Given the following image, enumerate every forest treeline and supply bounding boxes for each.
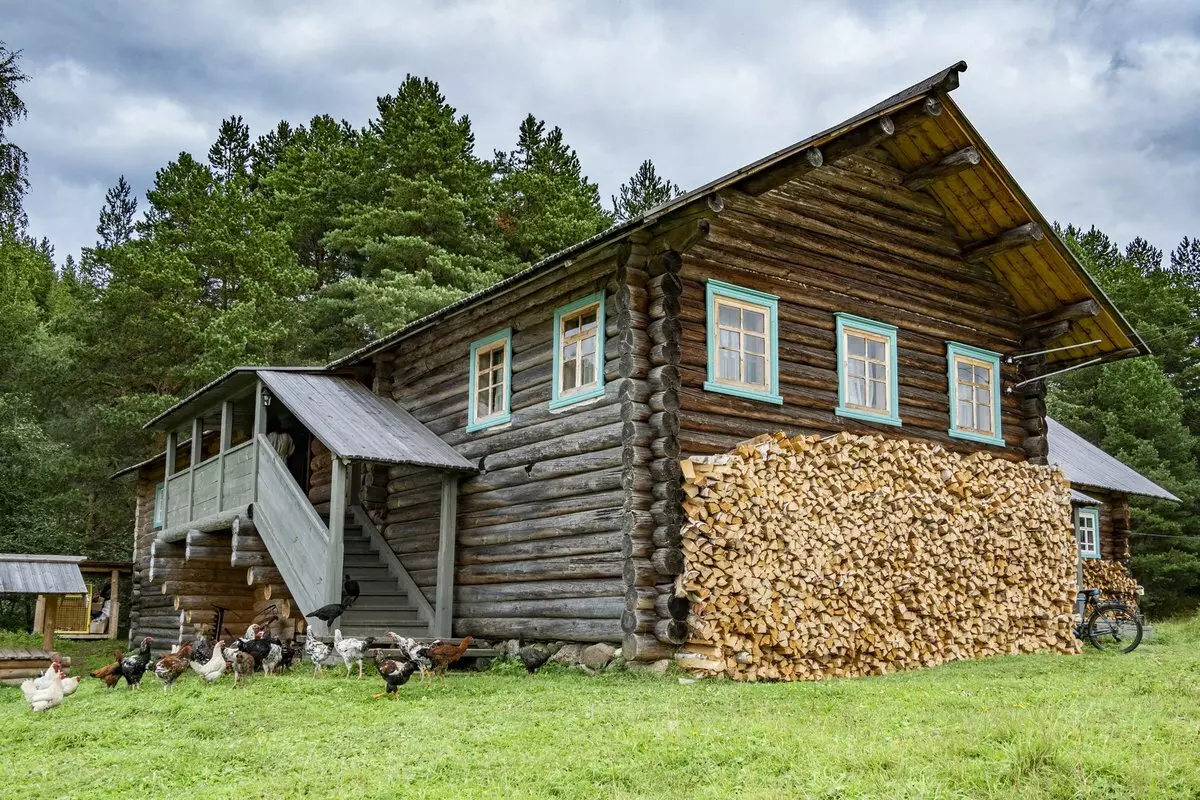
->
[0,44,1196,615]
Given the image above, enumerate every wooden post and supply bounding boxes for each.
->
[42,595,59,651]
[434,473,459,638]
[187,417,202,523]
[164,430,178,526]
[349,461,362,507]
[33,595,45,635]
[252,380,266,501]
[216,400,234,512]
[109,568,120,640]
[326,458,347,611]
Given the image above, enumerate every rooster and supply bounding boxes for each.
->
[154,643,193,692]
[426,636,473,682]
[90,649,125,688]
[369,649,419,701]
[333,629,366,678]
[121,636,154,689]
[305,602,348,631]
[342,575,360,607]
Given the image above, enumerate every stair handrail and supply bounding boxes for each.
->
[253,434,329,616]
[350,505,435,631]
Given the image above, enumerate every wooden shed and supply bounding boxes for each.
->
[0,553,85,683]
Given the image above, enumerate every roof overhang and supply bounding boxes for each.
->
[1048,418,1179,502]
[0,554,88,595]
[142,366,327,433]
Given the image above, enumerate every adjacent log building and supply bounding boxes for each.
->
[113,61,1174,664]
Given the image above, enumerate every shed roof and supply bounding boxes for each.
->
[327,60,1146,370]
[1070,489,1101,506]
[0,554,87,595]
[259,370,476,472]
[1047,418,1179,502]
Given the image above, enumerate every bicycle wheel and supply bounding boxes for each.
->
[1086,602,1143,653]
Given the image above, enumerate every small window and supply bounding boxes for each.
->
[835,314,900,426]
[946,342,1004,446]
[550,291,606,409]
[467,328,512,432]
[153,482,165,529]
[704,280,782,405]
[1076,507,1100,559]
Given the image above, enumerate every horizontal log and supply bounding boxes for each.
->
[458,532,623,566]
[654,618,688,645]
[454,617,622,643]
[962,222,1044,263]
[651,548,685,576]
[1025,298,1100,326]
[454,579,625,604]
[656,592,690,620]
[902,146,981,191]
[623,633,677,661]
[456,554,623,585]
[454,597,624,620]
[155,505,254,544]
[621,608,657,634]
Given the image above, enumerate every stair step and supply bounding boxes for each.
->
[352,595,411,610]
[355,580,402,595]
[344,569,393,585]
[342,608,422,624]
[337,625,429,640]
[343,554,384,568]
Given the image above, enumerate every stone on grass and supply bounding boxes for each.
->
[552,643,585,665]
[580,643,616,670]
[627,659,670,677]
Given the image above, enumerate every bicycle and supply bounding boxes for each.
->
[1073,588,1144,653]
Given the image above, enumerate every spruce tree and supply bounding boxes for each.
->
[208,115,251,182]
[96,175,138,249]
[0,42,29,232]
[494,113,612,263]
[612,159,681,221]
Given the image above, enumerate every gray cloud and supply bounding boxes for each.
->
[6,0,1200,263]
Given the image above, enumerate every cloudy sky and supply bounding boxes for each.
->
[6,1,1200,263]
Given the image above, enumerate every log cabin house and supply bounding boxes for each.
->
[113,61,1166,662]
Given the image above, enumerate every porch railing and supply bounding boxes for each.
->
[252,434,329,616]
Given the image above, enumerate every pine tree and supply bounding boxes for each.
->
[208,115,251,183]
[494,113,612,263]
[0,42,29,233]
[96,175,138,249]
[612,159,681,221]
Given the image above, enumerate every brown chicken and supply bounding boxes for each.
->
[231,650,256,686]
[153,643,193,692]
[427,636,473,681]
[90,649,125,688]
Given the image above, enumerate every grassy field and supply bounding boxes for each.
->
[2,620,1199,800]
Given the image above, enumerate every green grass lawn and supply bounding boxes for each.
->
[2,620,1200,800]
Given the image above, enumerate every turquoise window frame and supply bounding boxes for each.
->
[1076,507,1101,559]
[549,291,607,410]
[703,280,782,405]
[466,327,513,433]
[834,313,901,426]
[946,342,1004,447]
[152,482,165,530]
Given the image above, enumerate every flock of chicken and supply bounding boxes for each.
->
[18,623,481,712]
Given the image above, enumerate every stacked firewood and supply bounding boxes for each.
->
[1082,559,1141,610]
[678,431,1080,681]
[309,439,333,516]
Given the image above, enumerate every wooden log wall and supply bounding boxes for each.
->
[376,252,634,643]
[129,473,178,651]
[678,431,1080,681]
[676,153,1033,459]
[1080,490,1138,609]
[623,244,689,661]
[309,439,333,517]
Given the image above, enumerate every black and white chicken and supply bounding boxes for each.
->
[370,649,420,701]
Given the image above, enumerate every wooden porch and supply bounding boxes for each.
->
[144,368,476,641]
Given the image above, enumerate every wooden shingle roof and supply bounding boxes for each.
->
[0,554,87,595]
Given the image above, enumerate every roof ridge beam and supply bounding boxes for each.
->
[1025,298,1100,326]
[902,146,981,191]
[962,222,1044,263]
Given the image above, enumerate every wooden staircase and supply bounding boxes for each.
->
[335,519,430,640]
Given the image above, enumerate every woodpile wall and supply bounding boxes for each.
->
[676,154,1034,459]
[374,252,638,643]
[1082,559,1140,609]
[679,431,1079,681]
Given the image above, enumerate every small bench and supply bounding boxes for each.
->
[0,648,72,685]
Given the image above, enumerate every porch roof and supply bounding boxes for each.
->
[259,370,476,472]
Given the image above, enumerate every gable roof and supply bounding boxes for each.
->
[328,60,1147,370]
[1047,417,1179,502]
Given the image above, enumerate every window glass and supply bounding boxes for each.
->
[843,330,890,413]
[713,298,770,390]
[560,303,601,396]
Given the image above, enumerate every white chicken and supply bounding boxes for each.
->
[304,633,333,675]
[333,629,366,678]
[22,663,65,712]
[191,639,228,682]
[60,674,80,696]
